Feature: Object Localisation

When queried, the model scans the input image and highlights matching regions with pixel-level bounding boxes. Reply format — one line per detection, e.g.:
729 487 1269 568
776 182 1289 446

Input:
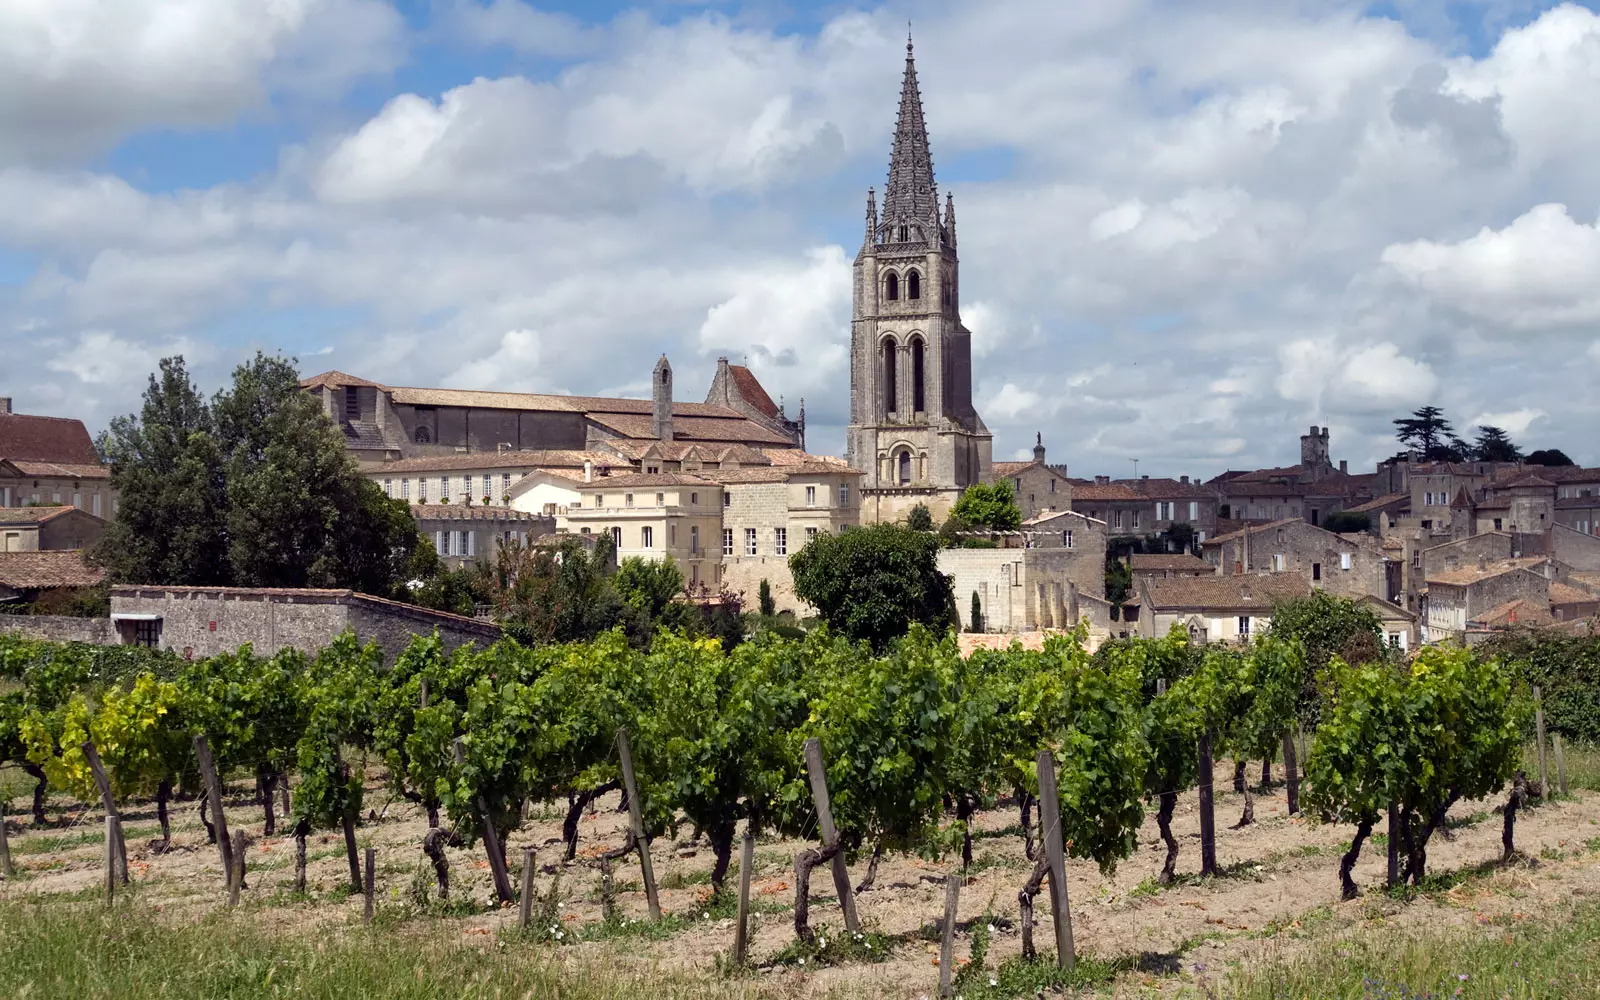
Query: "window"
641 526 654 549
345 388 360 419
611 526 622 549
722 528 734 555
1238 616 1251 637
886 272 899 300
1493 518 1503 531
690 492 698 506
414 427 431 444
646 464 659 474
655 493 664 507
806 527 818 543
839 483 849 507
1272 553 1285 572
595 494 604 508
907 270 921 299
1063 530 1074 549
466 531 476 557
133 620 162 648
91 493 101 517
1049 480 1056 494
911 337 925 411
690 525 699 553
883 339 897 412
72 491 81 509
723 492 732 508
899 224 908 241
1312 563 1322 581
806 485 816 506
626 494 634 508
440 476 450 502
668 523 676 546
1157 502 1173 521
1014 478 1022 492
775 527 787 555
1133 511 1142 529
898 451 911 485
1412 550 1422 569
383 479 392 498
1113 510 1124 530
502 473 511 499
1340 552 1352 571
745 528 758 555
1188 501 1199 521
441 531 453 556
418 480 429 502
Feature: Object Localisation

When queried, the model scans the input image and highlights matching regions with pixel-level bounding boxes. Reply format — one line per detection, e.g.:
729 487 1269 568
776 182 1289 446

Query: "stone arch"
414 426 431 444
885 271 899 301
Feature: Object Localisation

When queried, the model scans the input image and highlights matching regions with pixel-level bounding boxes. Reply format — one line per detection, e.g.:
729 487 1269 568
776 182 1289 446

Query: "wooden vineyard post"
229 831 246 907
1035 749 1076 970
193 735 233 888
733 828 755 967
519 847 537 931
1282 727 1300 816
452 739 515 903
0 799 13 879
1386 803 1400 888
1555 735 1568 797
364 847 376 924
104 815 117 906
615 729 662 920
938 872 961 997
1533 686 1549 796
804 737 860 934
1197 733 1218 877
81 741 127 884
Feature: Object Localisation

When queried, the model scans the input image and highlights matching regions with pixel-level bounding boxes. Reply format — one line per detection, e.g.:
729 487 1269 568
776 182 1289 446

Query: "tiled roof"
409 504 553 522
299 371 388 390
109 584 498 632
1232 465 1305 482
382 383 742 419
1550 583 1598 607
1473 598 1553 629
1521 465 1600 484
729 366 780 419
0 550 105 589
701 463 863 484
1427 557 1548 587
1129 553 1213 572
1202 518 1303 546
1346 492 1410 514
0 413 101 465
993 461 1037 477
1021 509 1097 527
1556 497 1600 510
1071 483 1143 502
1115 478 1217 499
1142 573 1311 612
2 459 110 479
0 505 78 525
577 472 719 489
1495 472 1557 489
587 412 797 445
366 450 614 474
764 449 850 468
1356 595 1418 621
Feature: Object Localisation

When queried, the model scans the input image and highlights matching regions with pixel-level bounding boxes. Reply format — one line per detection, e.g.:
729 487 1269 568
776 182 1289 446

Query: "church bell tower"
846 36 992 522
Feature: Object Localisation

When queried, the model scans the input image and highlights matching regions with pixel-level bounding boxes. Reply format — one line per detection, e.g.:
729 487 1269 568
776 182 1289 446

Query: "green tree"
757 578 776 617
951 481 1022 531
906 503 934 531
485 534 628 645
969 591 983 633
1321 511 1372 534
1525 448 1575 467
1267 592 1385 721
1104 554 1133 606
1393 406 1468 462
93 357 229 585
789 523 956 650
1470 425 1522 463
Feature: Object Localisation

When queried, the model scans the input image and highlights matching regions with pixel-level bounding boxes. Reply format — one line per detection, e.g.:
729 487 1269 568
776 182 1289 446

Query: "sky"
4 0 1600 479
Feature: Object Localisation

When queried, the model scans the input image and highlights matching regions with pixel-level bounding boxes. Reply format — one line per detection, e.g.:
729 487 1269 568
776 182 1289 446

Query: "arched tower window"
414 427 431 444
910 336 925 413
885 272 899 301
898 450 912 485
907 271 921 300
882 339 898 414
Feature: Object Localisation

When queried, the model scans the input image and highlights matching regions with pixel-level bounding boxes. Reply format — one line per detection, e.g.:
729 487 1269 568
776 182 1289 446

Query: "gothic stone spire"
882 34 939 243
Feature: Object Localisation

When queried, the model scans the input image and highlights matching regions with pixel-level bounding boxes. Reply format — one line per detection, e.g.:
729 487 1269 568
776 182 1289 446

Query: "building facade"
0 399 115 517
940 510 1111 635
847 39 992 523
992 435 1071 522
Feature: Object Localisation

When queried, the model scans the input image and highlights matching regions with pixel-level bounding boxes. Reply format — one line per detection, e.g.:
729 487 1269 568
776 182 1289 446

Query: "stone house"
1424 557 1552 643
1117 476 1220 543
410 505 556 569
1136 573 1311 644
0 506 105 553
565 473 727 594
1545 467 1600 536
1212 427 1371 528
1355 594 1420 652
941 510 1110 635
1069 480 1150 538
992 435 1071 522
0 399 115 518
0 550 105 606
366 449 609 510
108 585 499 660
1201 518 1392 602
1129 553 1214 580
505 470 586 519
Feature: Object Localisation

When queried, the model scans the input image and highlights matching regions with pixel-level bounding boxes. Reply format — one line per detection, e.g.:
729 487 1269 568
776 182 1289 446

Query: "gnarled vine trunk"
854 842 883 894
1502 772 1529 861
199 787 217 845
1233 760 1247 793
422 827 461 899
1235 786 1255 828
24 763 47 825
563 780 619 861
258 773 277 836
1261 759 1271 789
1017 851 1052 960
155 779 173 851
792 839 842 942
706 820 735 896
293 817 310 894
1339 817 1373 900
1018 790 1036 861
1157 791 1179 885
956 795 976 870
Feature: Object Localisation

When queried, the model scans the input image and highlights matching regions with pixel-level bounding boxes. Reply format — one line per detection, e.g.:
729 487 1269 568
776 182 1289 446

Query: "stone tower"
846 36 991 522
652 355 673 441
1300 425 1331 469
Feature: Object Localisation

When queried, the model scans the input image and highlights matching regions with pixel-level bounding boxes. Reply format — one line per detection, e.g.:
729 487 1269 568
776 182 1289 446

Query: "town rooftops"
0 505 89 525
728 365 780 419
367 450 618 474
0 410 102 466
108 584 499 634
1346 492 1410 514
575 472 719 490
699 463 864 484
1425 556 1549 588
1550 583 1598 608
1472 598 1553 629
1114 477 1216 499
1021 509 1100 527
408 504 554 521
1142 573 1311 612
1069 482 1143 502
1129 553 1213 572
1201 518 1303 547
0 550 105 590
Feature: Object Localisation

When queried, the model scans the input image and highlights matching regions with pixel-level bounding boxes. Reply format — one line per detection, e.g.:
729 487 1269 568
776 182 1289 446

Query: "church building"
847 37 993 523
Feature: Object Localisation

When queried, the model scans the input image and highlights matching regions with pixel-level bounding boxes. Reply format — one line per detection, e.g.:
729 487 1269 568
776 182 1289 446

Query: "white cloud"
445 329 543 391
45 330 191 385
1381 203 1600 328
1469 407 1545 436
434 0 602 59
1277 339 1438 413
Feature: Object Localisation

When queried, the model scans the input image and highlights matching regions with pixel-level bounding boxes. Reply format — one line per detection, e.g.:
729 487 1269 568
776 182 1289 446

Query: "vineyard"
1 623 1597 998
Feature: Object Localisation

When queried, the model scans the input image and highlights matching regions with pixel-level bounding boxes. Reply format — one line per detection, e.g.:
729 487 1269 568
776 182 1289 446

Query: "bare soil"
3 759 1596 999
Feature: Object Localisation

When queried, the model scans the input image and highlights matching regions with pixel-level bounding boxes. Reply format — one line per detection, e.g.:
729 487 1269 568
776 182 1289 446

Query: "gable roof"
728 365 780 419
1550 583 1599 608
1129 553 1213 572
299 371 388 390
576 472 719 490
365 449 615 475
1070 483 1143 502
1142 573 1311 612
1347 492 1410 514
1115 477 1216 499
1201 517 1304 547
1426 557 1549 587
0 550 105 590
0 506 103 526
1022 509 1099 528
0 412 101 466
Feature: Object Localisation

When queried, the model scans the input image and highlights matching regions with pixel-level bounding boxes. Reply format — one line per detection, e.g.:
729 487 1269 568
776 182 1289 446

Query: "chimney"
1477 554 1488 571
0 397 10 415
713 356 731 405
584 460 593 483
1339 460 1348 475
1096 475 1110 486
651 355 674 441
1180 475 1189 485
1033 432 1046 465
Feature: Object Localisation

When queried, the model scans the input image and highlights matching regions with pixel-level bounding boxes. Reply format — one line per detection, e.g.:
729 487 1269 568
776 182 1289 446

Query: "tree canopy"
1525 448 1575 467
951 481 1022 531
1393 406 1468 462
789 523 956 650
1470 425 1522 463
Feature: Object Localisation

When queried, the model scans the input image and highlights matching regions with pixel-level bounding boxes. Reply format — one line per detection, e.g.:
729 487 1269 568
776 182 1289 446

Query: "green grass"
1540 740 1600 793
0 899 789 999
1229 898 1600 998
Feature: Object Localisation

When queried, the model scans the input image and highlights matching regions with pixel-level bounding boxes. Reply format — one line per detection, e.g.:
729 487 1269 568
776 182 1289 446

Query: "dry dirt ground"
2 761 1596 999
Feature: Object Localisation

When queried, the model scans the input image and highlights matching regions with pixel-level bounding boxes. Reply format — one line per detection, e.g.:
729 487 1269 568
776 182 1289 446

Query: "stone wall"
720 482 802 612
939 546 1107 634
0 615 115 643
1553 525 1600 572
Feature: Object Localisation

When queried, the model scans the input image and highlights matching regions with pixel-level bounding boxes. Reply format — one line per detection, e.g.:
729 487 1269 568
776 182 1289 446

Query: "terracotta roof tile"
299 371 389 390
1114 478 1217 499
763 449 848 467
366 450 614 474
0 413 101 466
1129 553 1213 572
0 506 82 525
577 472 719 489
1347 493 1410 514
5 461 111 479
1142 573 1311 612
409 504 554 522
1426 557 1548 587
1550 583 1598 607
1201 518 1303 546
0 550 105 589
1473 598 1552 629
587 412 796 446
728 366 780 419
1070 483 1143 502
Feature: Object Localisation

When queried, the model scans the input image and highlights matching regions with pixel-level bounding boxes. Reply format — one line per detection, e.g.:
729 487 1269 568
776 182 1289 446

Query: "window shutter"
435 530 444 554
467 530 476 557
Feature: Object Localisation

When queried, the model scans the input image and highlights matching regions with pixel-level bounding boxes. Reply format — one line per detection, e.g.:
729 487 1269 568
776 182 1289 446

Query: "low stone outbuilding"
941 510 1110 635
1136 573 1311 644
